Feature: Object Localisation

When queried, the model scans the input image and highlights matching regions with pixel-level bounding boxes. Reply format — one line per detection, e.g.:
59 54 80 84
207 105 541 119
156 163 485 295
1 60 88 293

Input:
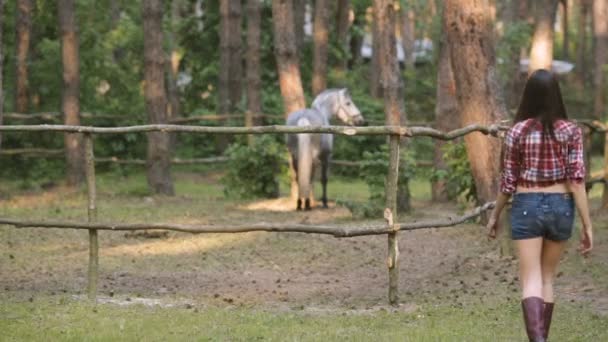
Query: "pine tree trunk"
246 0 262 129
294 0 307 55
529 0 560 72
58 0 84 186
370 6 382 98
312 0 329 96
433 15 458 202
374 0 404 305
562 0 569 60
445 0 508 205
16 0 32 113
272 0 306 115
219 0 242 151
272 0 307 201
0 0 3 151
400 5 415 69
503 0 526 110
335 0 351 71
593 0 608 120
143 0 174 195
576 0 591 85
349 6 364 68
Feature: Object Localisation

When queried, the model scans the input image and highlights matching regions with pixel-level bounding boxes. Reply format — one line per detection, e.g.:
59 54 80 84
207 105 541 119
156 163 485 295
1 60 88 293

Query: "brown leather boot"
544 302 554 340
522 297 546 342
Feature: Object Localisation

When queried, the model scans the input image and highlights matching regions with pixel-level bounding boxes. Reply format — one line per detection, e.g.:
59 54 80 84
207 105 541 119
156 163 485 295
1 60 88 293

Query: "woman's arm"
567 181 593 256
487 192 511 239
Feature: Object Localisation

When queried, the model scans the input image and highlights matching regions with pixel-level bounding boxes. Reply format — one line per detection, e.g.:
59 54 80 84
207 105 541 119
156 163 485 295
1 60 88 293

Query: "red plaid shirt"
500 118 585 194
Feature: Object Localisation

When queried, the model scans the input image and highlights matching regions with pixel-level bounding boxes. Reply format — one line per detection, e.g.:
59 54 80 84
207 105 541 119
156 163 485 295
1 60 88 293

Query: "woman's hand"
487 212 500 239
578 225 593 257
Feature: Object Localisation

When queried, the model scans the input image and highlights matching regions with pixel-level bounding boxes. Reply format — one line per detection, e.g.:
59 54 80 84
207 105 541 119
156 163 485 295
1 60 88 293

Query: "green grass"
1 296 606 341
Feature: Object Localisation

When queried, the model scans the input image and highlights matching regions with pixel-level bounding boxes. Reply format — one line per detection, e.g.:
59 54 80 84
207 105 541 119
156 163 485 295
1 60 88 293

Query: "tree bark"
294 0 307 55
16 0 32 113
374 0 403 305
219 0 243 151
370 6 382 98
166 0 183 152
400 4 416 69
593 0 608 120
272 0 306 115
246 0 262 131
312 0 329 96
502 0 526 110
445 0 508 205
335 0 351 70
562 0 569 60
374 0 410 213
58 0 85 186
529 0 560 73
433 14 459 202
273 0 307 200
143 0 174 195
576 0 592 85
0 0 3 151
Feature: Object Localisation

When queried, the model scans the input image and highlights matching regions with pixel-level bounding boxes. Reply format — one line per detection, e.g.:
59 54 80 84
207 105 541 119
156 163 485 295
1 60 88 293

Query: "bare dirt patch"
1 184 607 315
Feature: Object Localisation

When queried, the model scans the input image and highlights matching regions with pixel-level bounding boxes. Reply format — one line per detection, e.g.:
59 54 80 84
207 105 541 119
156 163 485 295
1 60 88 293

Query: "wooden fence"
0 120 605 305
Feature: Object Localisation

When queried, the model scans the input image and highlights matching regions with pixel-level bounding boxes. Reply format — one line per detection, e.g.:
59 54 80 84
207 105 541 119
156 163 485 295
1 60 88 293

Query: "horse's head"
335 89 365 126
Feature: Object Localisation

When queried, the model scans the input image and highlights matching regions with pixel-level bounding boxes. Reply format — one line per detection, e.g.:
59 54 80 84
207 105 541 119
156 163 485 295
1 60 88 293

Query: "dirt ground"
1 173 607 315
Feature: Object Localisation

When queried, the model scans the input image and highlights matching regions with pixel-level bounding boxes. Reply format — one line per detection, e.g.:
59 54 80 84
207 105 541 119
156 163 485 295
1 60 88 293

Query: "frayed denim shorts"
510 192 575 241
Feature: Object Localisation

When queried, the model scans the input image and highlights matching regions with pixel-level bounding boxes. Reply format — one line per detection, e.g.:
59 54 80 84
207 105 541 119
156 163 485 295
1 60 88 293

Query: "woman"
487 69 593 342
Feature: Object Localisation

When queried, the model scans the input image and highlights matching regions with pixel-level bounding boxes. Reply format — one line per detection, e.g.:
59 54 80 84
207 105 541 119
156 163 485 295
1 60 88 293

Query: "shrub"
221 136 288 199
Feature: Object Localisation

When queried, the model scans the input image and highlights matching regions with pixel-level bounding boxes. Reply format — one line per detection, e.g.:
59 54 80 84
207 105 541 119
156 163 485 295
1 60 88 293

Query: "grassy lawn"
1 296 606 341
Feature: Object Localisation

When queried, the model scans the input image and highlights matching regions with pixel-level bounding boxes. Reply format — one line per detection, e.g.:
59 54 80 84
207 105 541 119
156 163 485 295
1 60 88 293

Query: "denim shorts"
510 192 575 241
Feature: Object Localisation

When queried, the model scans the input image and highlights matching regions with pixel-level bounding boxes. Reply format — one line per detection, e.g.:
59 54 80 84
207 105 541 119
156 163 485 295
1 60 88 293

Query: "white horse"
286 89 365 210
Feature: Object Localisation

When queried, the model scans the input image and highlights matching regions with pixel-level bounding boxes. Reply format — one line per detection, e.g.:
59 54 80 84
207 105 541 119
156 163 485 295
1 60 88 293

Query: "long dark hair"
514 69 568 139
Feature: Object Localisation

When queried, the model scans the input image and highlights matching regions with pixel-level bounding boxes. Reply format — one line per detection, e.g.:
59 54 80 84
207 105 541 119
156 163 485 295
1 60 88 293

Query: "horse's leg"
321 157 329 208
305 164 315 210
291 155 302 210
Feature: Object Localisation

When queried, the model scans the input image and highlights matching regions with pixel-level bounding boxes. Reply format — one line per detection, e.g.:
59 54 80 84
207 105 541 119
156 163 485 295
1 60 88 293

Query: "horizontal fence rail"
0 201 495 238
0 123 509 138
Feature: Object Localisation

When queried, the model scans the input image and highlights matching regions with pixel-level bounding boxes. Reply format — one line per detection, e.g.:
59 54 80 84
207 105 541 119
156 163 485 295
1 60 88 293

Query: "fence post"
84 133 98 302
386 133 400 305
603 126 608 208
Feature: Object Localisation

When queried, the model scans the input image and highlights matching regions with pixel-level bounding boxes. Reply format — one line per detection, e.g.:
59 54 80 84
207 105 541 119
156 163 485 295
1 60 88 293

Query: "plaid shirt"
500 118 585 194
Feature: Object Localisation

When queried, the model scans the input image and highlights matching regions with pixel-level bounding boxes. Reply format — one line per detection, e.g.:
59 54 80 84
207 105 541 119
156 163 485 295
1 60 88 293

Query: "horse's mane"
311 89 343 111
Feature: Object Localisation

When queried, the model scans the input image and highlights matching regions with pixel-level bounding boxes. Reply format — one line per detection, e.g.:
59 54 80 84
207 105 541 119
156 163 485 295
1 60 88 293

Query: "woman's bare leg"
541 239 568 302
516 238 544 298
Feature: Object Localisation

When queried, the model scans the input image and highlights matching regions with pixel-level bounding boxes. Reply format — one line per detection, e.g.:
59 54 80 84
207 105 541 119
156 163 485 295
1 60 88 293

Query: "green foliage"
342 144 415 218
221 136 288 199
433 141 477 203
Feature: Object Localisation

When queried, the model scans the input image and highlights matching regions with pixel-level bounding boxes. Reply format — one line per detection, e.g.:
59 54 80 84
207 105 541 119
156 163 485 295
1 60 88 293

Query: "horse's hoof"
322 204 329 209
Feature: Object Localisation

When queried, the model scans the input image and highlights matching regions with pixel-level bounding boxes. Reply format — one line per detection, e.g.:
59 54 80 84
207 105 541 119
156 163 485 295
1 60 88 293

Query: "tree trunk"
294 0 307 55
166 0 183 152
593 0 608 120
16 0 32 113
272 0 306 115
433 14 459 202
273 0 307 201
143 0 174 195
374 0 410 213
348 5 364 68
335 0 351 71
400 4 415 69
445 0 508 205
370 6 382 98
503 0 526 110
58 0 84 186
576 0 591 86
374 0 403 306
246 0 262 131
312 0 329 96
562 0 569 60
529 0 560 73
219 0 242 151
0 0 3 151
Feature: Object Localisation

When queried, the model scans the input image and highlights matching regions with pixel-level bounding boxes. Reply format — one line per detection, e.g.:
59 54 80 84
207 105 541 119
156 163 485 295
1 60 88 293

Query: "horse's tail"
297 119 313 202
